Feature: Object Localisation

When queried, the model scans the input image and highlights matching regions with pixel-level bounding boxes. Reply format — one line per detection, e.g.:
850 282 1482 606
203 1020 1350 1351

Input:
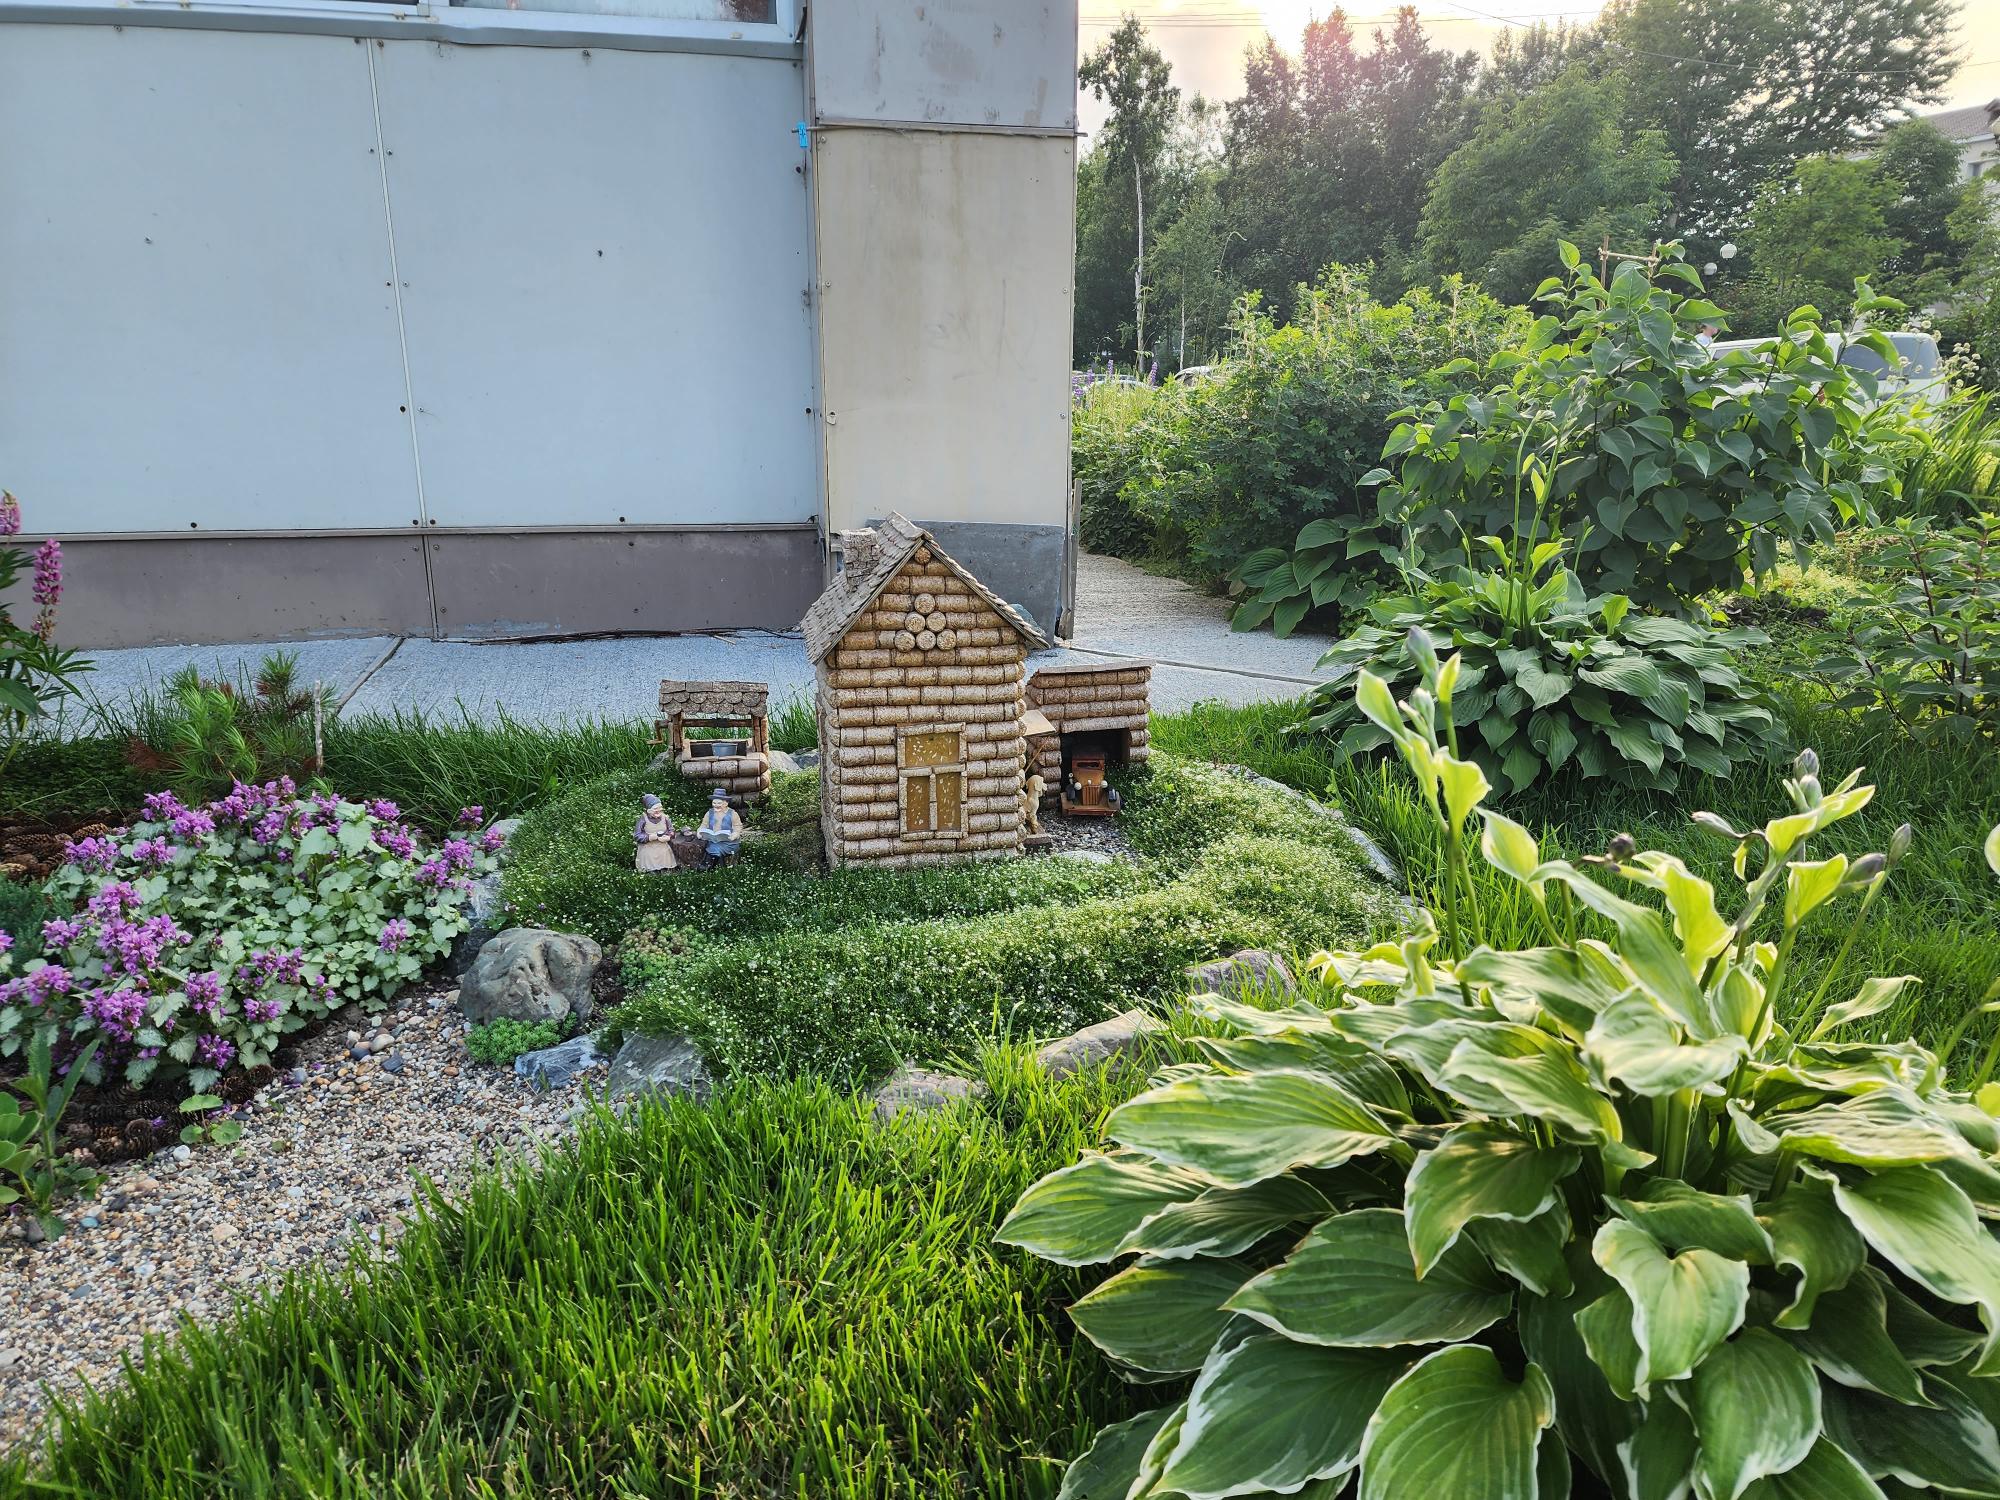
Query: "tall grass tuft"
1876 392 2000 521
0 1071 1149 1498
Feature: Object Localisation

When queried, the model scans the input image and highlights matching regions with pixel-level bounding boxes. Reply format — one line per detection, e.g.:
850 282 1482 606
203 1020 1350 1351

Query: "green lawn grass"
0 1064 1153 1499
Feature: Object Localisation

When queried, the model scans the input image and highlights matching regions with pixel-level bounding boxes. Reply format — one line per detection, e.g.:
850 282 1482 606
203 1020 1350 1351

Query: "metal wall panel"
814 129 1074 539
0 24 420 534
808 0 1076 129
371 41 820 531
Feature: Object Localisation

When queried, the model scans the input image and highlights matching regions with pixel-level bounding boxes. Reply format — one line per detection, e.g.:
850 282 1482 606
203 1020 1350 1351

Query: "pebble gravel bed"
0 980 602 1451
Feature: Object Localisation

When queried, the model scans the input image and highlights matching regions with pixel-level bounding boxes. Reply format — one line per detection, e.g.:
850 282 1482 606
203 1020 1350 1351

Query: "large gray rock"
871 1065 986 1123
1185 948 1297 1001
1036 1009 1167 1079
459 928 601 1026
792 749 821 771
514 1033 608 1089
606 1033 713 1104
766 749 805 777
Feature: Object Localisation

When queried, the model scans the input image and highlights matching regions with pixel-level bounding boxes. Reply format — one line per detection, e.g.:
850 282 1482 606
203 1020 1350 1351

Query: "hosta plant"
1003 655 2000 1500
1303 547 1781 796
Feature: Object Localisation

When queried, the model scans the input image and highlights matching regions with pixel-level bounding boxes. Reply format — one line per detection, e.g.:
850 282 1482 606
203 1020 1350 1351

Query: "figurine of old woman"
634 793 678 873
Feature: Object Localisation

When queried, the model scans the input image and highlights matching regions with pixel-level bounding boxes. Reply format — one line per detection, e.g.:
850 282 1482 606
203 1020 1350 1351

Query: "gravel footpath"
0 981 600 1451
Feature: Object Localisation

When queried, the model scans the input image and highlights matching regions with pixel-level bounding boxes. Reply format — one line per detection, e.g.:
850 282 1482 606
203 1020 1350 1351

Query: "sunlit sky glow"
1077 0 2000 135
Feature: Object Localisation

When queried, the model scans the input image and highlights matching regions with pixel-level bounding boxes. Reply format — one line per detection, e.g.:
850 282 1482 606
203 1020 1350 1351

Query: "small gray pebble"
380 1055 405 1075
350 1045 371 1061
170 1145 192 1163
79 1216 99 1230
286 1067 307 1086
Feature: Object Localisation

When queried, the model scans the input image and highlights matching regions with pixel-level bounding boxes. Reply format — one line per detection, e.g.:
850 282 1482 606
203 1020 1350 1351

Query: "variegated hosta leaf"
1191 1030 1411 1116
1609 1180 1774 1264
1881 1277 1985 1368
1404 1123 1580 1276
1590 1220 1749 1395
1067 1257 1252 1373
1616 851 1733 969
1536 862 1716 1035
1357 1346 1556 1500
1757 1172 1864 1328
1616 1396 1697 1500
1436 1033 1631 1152
1808 976 1921 1041
1771 1088 1992 1171
1479 810 1543 886
1585 992 1747 1096
1226 1208 1512 1348
1520 1254 1642 1491
1104 1069 1406 1189
1056 1407 1178 1500
1779 1269 1929 1405
1829 1165 2000 1377
1456 946 1626 1030
1469 1199 1574 1299
1784 855 1851 927
1185 991 1339 1038
996 1152 1208 1266
1153 1335 1409 1499
1733 1437 1889 1499
1687 1329 1821 1500
1822 1376 2000 1494
1117 1176 1334 1260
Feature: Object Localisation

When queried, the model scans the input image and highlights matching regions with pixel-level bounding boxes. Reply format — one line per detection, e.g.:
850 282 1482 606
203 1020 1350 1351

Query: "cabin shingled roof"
801 512 1049 663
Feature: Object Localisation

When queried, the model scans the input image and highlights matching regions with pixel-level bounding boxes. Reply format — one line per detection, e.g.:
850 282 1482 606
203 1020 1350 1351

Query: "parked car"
1705 330 1945 406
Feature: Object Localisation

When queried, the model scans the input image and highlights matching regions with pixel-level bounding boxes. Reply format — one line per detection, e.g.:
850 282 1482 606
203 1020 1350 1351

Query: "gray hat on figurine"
642 793 661 809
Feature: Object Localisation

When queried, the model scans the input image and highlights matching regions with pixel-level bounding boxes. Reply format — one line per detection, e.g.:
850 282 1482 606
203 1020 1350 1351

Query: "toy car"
1060 751 1123 818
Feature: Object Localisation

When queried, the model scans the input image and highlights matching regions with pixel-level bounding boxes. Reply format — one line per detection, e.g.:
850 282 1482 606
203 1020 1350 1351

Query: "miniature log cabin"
652 680 771 802
802 513 1048 868
1025 660 1152 806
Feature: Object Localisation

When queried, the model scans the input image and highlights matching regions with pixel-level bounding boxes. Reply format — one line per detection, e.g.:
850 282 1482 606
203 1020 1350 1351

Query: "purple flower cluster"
82 985 148 1043
30 538 64 641
378 919 413 954
377 825 416 859
63 836 121 873
0 931 11 958
42 916 84 949
241 946 305 988
197 1035 236 1070
481 827 507 853
456 806 485 827
368 799 401 822
416 857 451 888
185 969 224 1019
130 836 176 867
95 912 191 978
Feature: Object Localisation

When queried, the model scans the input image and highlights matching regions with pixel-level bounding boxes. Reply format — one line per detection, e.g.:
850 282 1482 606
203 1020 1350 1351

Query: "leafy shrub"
465 1017 562 1065
619 833 1394 1085
1371 248 1889 614
1005 656 1989 1500
1304 547 1783 796
1090 270 1522 591
1818 514 1999 745
127 652 330 804
7 783 498 1095
0 491 92 777
1074 380 1179 563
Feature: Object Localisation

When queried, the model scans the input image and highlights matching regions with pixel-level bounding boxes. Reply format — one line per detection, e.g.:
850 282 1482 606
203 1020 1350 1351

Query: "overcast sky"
1076 0 2000 136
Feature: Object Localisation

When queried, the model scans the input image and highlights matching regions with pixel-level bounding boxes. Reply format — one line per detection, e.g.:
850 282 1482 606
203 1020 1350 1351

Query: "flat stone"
1053 849 1117 866
606 1033 712 1105
792 749 821 770
1035 1010 1166 1079
459 928 602 1026
870 1065 987 1124
379 1054 405 1075
766 749 804 777
1185 948 1298 1001
513 1034 608 1090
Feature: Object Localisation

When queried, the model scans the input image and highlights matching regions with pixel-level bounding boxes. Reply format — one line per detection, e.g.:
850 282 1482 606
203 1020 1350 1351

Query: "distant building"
1922 99 2000 192
1 0 1080 647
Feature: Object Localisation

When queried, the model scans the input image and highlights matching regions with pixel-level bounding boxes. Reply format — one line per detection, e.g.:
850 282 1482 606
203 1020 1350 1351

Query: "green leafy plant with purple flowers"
3 782 500 1096
0 489 93 777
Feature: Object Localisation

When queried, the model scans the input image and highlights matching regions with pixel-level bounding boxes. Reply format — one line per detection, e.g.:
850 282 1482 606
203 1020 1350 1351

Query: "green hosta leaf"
1593 1219 1749 1394
1438 755 1491 827
1784 856 1851 927
1758 1173 1864 1329
1689 1329 1822 1500
1735 1437 1888 1500
1480 811 1543 886
1058 1407 1177 1500
1538 865 1713 1035
1469 1199 1574 1299
1457 947 1626 1030
1822 1378 2000 1494
1609 1180 1773 1263
1782 1270 1929 1405
1156 1335 1408 1499
1579 654 1667 700
1773 1089 1985 1170
1577 1286 1647 1402
997 1153 1207 1266
1831 1165 2000 1377
1521 1256 1642 1491
1618 1396 1697 1500
1068 1258 1251 1374
1106 1070 1403 1189
1358 1346 1555 1500
1585 993 1747 1096
1882 1279 1984 1368
1118 1176 1334 1260
1404 1124 1580 1277
1192 1031 1412 1116
1499 649 1574 710
1438 1035 1626 1148
1810 977 1921 1040
1226 1208 1511 1348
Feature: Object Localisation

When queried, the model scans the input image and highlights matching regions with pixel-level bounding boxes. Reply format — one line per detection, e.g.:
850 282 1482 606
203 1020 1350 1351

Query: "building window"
900 729 964 836
454 0 773 19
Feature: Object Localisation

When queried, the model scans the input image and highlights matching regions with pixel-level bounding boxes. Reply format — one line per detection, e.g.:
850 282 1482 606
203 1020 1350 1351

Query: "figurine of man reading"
697 791 744 867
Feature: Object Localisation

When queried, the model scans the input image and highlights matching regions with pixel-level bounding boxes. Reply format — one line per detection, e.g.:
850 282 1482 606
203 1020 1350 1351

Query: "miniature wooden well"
653 680 771 801
803 513 1048 868
1025 660 1152 803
